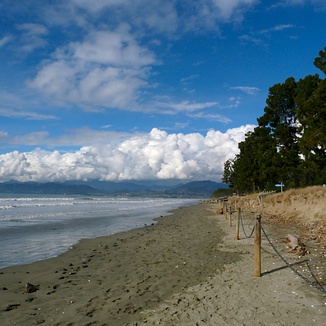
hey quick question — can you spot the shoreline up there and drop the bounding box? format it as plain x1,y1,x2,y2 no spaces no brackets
1,203,325,325
0,197,198,269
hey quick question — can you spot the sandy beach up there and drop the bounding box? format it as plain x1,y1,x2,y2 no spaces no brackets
1,203,325,325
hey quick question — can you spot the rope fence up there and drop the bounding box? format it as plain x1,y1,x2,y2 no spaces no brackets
239,209,255,239
217,200,326,295
260,223,326,294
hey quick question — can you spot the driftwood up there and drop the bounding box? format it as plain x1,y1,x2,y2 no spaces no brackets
24,283,39,293
284,234,308,256
216,207,223,215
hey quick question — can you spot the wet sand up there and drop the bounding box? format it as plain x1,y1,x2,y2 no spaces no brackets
0,203,325,325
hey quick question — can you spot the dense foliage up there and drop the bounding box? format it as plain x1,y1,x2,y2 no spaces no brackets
223,47,326,193
212,187,235,198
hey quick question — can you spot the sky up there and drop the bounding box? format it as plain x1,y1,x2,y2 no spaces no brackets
0,0,325,183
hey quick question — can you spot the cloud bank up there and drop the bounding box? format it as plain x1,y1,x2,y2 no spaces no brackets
0,125,255,182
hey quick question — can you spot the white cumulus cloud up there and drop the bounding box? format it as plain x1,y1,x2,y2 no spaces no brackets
0,125,255,182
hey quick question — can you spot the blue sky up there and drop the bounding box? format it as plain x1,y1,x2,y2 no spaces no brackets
0,0,325,182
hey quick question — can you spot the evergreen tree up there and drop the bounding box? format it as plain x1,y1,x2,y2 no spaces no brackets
296,76,326,184
223,47,326,192
251,126,279,190
296,75,320,184
232,131,260,193
257,77,301,187
314,46,326,75
222,159,235,185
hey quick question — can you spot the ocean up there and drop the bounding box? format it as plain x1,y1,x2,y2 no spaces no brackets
0,195,197,269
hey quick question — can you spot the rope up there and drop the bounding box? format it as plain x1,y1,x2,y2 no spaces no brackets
261,244,279,257
240,211,255,238
305,261,325,290
260,224,326,295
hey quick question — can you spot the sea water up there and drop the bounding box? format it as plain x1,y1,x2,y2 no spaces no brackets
0,195,197,268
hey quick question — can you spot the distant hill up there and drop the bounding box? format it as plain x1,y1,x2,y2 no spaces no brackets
0,180,227,197
165,180,227,196
0,181,101,195
63,180,151,194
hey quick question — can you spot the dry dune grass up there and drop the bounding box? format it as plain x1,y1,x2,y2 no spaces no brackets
260,185,326,221
227,185,326,248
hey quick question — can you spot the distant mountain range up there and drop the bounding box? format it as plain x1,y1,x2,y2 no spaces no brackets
0,180,227,197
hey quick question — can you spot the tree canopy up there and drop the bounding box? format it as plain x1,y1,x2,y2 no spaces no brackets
223,47,326,193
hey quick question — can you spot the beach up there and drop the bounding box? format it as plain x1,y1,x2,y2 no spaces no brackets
1,203,325,325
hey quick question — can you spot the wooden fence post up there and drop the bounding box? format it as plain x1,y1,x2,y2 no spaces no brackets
235,207,240,240
254,214,262,277
228,206,232,227
223,202,227,218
